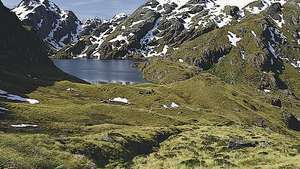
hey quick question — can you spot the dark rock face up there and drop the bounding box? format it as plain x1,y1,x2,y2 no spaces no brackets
54,13,128,59
260,21,288,90
271,98,282,108
223,6,241,19
12,0,82,50
267,3,282,20
0,1,50,65
283,113,300,131
228,140,257,149
80,18,102,36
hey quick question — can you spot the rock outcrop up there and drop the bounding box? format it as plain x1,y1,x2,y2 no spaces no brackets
12,0,82,50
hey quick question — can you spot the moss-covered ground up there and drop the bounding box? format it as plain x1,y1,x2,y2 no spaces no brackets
0,73,299,168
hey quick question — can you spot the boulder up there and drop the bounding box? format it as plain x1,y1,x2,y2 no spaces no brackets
228,139,257,149
271,98,282,108
283,113,300,131
267,3,282,21
223,6,240,19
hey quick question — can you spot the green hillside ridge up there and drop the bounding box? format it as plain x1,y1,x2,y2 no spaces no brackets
143,1,300,93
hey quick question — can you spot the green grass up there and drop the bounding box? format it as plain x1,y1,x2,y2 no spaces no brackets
1,73,299,168
132,125,300,169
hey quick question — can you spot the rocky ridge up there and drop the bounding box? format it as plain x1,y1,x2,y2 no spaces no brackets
55,13,128,59
56,0,291,59
12,0,82,50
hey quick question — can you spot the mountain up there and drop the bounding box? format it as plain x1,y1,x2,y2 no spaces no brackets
12,0,82,50
0,0,50,65
55,0,293,59
0,0,81,93
140,0,300,94
55,13,128,59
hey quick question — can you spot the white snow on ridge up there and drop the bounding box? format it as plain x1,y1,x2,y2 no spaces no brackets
13,0,83,50
131,20,145,27
199,0,259,28
214,0,258,11
156,0,190,8
272,14,285,28
111,13,127,22
246,0,288,14
227,31,242,47
12,1,40,20
153,0,288,29
110,34,128,43
291,61,300,68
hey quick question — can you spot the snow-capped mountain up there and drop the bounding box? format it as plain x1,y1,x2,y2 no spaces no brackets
12,0,82,50
55,0,289,59
55,13,128,59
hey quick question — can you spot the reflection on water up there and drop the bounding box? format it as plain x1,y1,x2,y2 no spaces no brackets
53,59,147,84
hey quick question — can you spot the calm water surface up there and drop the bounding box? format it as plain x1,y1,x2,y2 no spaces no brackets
53,59,147,84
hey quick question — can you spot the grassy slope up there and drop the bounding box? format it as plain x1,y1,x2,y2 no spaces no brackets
0,74,299,168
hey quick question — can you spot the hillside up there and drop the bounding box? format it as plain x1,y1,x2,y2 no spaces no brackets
142,0,300,92
0,0,81,93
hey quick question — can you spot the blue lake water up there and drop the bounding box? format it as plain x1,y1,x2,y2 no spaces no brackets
53,59,147,84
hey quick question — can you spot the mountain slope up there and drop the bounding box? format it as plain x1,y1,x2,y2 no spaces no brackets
0,0,81,93
139,0,300,93
12,0,82,50
56,0,290,59
55,13,128,59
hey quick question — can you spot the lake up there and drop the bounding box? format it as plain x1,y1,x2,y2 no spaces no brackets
53,59,147,84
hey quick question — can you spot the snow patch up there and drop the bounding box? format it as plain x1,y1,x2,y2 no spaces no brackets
11,124,38,128
109,35,129,44
227,31,242,47
163,102,180,109
291,61,300,68
246,0,287,14
110,97,129,104
272,14,285,28
0,107,8,111
0,89,39,104
130,20,145,27
251,30,257,37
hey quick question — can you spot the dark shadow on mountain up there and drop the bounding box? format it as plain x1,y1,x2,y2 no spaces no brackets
0,0,86,95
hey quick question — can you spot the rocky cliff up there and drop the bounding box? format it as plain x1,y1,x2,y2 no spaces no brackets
12,0,82,50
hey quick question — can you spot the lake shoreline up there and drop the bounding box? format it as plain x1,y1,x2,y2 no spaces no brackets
53,59,148,84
